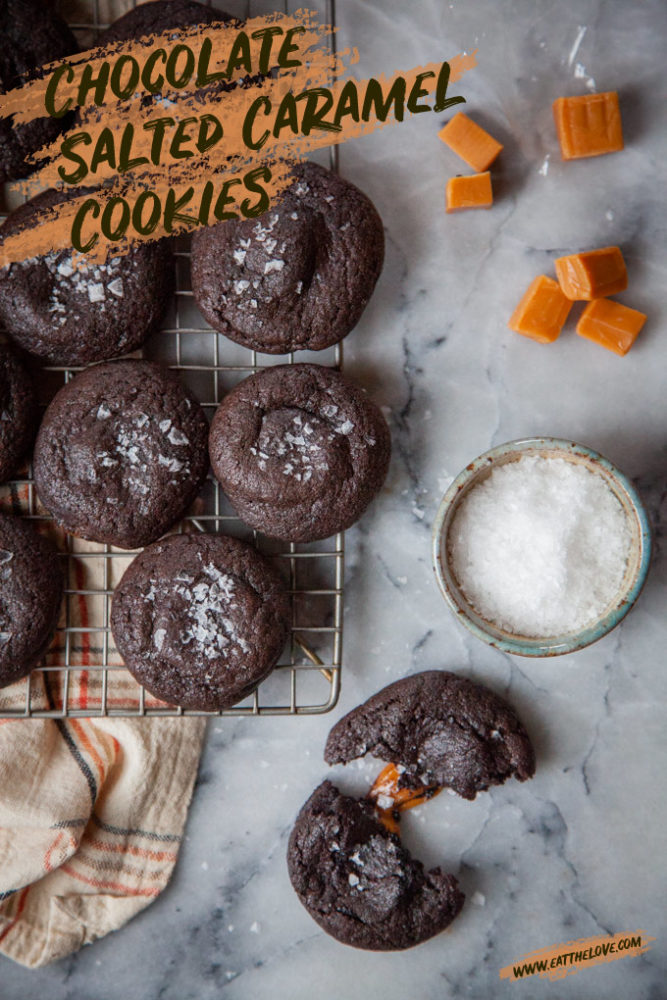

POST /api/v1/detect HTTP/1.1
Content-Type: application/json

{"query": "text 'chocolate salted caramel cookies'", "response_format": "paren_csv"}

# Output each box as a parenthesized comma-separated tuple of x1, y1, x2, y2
(111, 533, 290, 710)
(191, 161, 385, 354)
(208, 363, 390, 541)
(34, 359, 209, 549)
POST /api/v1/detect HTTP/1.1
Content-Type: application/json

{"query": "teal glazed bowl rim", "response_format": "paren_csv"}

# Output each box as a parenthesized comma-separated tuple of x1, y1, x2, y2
(431, 438, 653, 657)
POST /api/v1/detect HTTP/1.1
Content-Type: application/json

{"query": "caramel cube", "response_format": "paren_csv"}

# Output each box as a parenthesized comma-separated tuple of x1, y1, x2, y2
(576, 299, 646, 356)
(439, 112, 503, 171)
(446, 172, 493, 212)
(508, 275, 573, 344)
(555, 246, 628, 300)
(553, 92, 624, 160)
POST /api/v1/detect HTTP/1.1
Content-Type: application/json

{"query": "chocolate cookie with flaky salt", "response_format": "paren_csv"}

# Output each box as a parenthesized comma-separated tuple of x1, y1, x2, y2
(0, 0, 78, 182)
(0, 344, 37, 482)
(0, 189, 173, 366)
(287, 780, 464, 951)
(33, 359, 209, 549)
(325, 670, 536, 800)
(208, 363, 390, 542)
(191, 161, 385, 354)
(100, 0, 232, 43)
(111, 532, 290, 710)
(0, 513, 63, 688)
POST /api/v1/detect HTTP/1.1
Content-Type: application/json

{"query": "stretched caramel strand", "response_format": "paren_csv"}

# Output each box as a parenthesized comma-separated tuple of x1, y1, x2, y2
(368, 762, 442, 834)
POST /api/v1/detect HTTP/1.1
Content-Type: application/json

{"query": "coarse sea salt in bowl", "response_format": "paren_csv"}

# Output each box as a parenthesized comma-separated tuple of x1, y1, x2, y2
(432, 438, 652, 657)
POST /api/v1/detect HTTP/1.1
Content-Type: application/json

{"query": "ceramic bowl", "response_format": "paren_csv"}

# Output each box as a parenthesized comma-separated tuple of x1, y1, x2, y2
(431, 438, 652, 656)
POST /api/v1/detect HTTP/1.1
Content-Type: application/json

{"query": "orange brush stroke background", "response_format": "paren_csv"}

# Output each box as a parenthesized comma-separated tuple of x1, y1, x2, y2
(499, 929, 655, 982)
(0, 10, 476, 266)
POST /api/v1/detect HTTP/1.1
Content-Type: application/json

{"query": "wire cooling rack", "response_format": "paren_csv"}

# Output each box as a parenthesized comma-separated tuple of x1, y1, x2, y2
(0, 0, 344, 718)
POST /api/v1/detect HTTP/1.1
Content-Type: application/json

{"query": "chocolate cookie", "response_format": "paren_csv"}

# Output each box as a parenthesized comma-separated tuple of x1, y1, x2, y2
(287, 780, 464, 951)
(325, 671, 536, 800)
(0, 344, 37, 482)
(111, 532, 290, 710)
(191, 161, 385, 354)
(100, 0, 232, 44)
(209, 363, 390, 541)
(33, 359, 209, 549)
(0, 513, 63, 688)
(0, 189, 173, 365)
(0, 0, 78, 182)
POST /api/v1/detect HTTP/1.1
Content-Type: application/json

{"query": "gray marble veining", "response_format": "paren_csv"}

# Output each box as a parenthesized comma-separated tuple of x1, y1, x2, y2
(2, 0, 666, 997)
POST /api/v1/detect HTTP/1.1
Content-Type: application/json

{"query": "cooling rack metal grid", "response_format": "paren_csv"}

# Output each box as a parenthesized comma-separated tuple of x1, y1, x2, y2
(0, 0, 343, 718)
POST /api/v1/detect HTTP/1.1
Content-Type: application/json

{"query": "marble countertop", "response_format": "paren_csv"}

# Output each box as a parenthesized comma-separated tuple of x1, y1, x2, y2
(3, 0, 666, 996)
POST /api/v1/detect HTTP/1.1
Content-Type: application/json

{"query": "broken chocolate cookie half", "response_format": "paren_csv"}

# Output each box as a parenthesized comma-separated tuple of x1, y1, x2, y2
(287, 670, 536, 950)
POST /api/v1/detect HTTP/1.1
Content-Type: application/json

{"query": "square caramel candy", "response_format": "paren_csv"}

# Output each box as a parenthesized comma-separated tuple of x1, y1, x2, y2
(446, 172, 493, 212)
(439, 113, 503, 171)
(576, 298, 646, 356)
(508, 275, 572, 344)
(553, 92, 624, 160)
(555, 246, 627, 300)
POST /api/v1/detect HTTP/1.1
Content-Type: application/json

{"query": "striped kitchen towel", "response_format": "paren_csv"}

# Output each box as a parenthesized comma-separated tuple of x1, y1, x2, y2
(0, 482, 207, 969)
(0, 699, 206, 968)
(0, 0, 213, 963)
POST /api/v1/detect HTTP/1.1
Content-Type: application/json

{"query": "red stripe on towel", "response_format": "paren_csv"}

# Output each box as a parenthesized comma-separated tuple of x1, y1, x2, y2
(0, 887, 30, 944)
(87, 839, 178, 863)
(61, 864, 160, 897)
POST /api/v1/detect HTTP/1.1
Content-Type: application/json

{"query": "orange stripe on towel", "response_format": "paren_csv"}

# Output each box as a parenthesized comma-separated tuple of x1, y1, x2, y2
(87, 838, 178, 863)
(43, 832, 64, 873)
(69, 719, 108, 784)
(44, 833, 79, 873)
(0, 887, 30, 944)
(61, 864, 160, 897)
